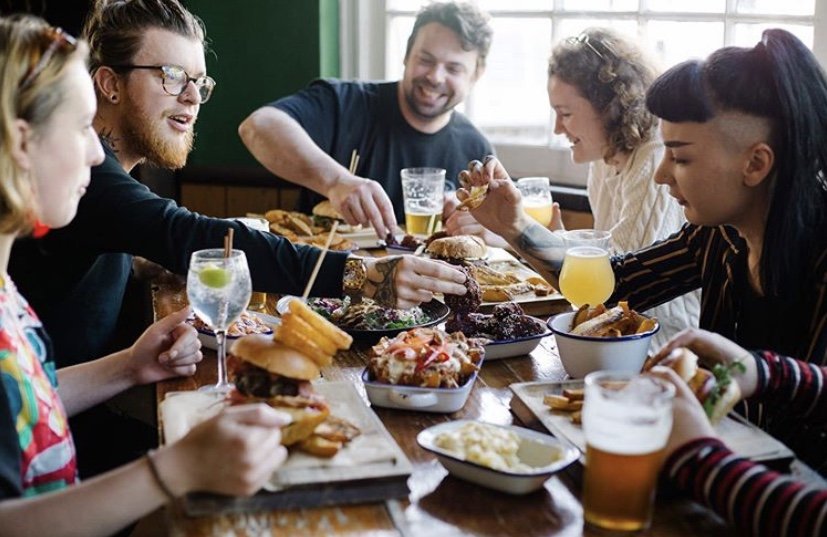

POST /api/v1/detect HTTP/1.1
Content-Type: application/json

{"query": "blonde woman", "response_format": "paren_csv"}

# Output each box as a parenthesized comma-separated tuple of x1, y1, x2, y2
(0, 16, 288, 536)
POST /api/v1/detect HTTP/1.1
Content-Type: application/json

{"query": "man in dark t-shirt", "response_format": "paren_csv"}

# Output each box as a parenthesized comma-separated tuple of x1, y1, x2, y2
(239, 2, 494, 238)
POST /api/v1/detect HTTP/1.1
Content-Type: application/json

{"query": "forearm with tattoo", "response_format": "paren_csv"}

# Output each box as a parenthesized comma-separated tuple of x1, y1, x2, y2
(513, 223, 566, 286)
(368, 257, 401, 307)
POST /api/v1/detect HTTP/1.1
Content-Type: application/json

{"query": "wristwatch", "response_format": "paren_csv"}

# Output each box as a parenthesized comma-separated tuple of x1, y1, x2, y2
(343, 256, 368, 297)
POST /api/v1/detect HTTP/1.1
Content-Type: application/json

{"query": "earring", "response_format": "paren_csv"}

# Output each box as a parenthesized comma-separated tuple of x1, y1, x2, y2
(110, 94, 119, 103)
(32, 219, 49, 238)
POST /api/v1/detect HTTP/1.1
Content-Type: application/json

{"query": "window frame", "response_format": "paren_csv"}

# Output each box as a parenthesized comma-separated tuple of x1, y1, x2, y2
(341, 0, 827, 186)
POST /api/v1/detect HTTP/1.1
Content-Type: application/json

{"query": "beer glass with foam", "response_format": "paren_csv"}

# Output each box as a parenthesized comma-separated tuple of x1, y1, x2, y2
(401, 167, 445, 236)
(582, 371, 675, 532)
(516, 177, 553, 227)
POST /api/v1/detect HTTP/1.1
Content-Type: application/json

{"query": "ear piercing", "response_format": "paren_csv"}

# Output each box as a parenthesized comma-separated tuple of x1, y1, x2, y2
(110, 94, 119, 103)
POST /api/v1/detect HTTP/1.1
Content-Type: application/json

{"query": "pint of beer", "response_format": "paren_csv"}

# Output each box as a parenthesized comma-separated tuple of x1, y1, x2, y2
(582, 372, 675, 532)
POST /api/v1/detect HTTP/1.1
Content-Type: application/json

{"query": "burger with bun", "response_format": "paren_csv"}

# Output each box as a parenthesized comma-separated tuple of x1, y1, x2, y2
(425, 235, 487, 264)
(228, 334, 330, 445)
(643, 347, 744, 424)
(312, 200, 360, 233)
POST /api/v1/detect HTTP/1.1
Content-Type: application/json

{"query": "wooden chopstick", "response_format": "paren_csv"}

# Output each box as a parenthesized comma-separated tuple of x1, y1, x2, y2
(348, 149, 359, 175)
(301, 221, 340, 300)
(223, 228, 234, 258)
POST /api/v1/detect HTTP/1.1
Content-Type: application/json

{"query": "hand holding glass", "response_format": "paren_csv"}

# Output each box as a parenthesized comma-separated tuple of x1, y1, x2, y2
(401, 167, 445, 236)
(582, 372, 675, 532)
(187, 249, 252, 394)
(517, 177, 553, 227)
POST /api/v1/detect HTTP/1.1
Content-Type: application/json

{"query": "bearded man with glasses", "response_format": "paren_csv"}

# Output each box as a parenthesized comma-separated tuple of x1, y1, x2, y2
(8, 0, 468, 480)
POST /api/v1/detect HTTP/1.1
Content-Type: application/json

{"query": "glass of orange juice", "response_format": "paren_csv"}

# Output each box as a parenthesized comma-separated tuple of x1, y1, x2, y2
(517, 177, 553, 227)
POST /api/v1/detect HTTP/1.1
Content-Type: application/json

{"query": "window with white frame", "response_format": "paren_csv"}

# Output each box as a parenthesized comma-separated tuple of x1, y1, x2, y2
(341, 1, 824, 183)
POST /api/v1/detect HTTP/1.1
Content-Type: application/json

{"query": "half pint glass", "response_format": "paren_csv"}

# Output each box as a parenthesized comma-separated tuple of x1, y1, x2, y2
(582, 371, 675, 532)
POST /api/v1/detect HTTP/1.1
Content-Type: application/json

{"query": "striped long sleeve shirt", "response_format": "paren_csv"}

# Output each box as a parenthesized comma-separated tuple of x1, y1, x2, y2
(663, 351, 827, 537)
(609, 223, 827, 470)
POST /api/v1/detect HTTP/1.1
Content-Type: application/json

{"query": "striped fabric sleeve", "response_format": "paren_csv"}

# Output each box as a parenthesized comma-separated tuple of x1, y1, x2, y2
(751, 350, 827, 422)
(609, 223, 708, 312)
(664, 438, 827, 537)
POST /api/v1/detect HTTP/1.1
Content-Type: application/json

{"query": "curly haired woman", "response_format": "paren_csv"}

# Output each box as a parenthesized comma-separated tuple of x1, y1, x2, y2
(449, 28, 699, 346)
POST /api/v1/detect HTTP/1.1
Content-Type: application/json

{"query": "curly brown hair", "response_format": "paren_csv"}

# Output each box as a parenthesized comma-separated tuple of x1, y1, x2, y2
(548, 28, 658, 163)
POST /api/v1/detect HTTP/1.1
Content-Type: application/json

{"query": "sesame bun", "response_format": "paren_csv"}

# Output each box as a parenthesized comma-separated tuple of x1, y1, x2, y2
(312, 200, 343, 221)
(425, 235, 487, 260)
(229, 334, 320, 381)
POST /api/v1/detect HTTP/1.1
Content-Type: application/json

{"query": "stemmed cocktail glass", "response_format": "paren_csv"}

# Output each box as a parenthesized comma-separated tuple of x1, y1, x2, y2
(187, 249, 252, 394)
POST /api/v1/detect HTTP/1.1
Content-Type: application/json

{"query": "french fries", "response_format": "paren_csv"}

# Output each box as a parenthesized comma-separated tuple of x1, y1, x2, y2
(457, 184, 489, 210)
(273, 298, 353, 367)
(570, 301, 657, 337)
(544, 388, 584, 424)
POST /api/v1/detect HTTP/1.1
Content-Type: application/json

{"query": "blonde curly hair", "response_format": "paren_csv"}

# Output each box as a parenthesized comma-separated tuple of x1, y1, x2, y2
(0, 15, 88, 235)
(548, 28, 659, 163)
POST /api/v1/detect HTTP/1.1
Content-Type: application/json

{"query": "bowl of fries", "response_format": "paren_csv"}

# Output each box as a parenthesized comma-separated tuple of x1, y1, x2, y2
(548, 302, 659, 378)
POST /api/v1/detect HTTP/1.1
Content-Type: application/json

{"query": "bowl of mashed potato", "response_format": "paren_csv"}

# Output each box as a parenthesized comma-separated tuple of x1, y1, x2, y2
(417, 420, 579, 494)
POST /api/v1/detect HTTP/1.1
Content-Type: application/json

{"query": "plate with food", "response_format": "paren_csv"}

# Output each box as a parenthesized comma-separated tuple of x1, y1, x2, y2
(362, 326, 486, 412)
(445, 302, 551, 360)
(509, 379, 795, 464)
(189, 310, 279, 350)
(278, 296, 450, 340)
(417, 420, 579, 494)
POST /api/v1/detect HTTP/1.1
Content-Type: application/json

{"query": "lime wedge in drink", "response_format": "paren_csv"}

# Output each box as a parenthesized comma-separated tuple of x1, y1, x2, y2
(199, 266, 231, 288)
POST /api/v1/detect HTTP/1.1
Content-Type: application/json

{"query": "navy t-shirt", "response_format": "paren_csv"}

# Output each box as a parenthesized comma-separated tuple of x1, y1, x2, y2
(271, 79, 494, 218)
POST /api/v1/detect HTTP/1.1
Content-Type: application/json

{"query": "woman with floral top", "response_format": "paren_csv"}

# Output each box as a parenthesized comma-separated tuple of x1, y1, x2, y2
(0, 15, 289, 536)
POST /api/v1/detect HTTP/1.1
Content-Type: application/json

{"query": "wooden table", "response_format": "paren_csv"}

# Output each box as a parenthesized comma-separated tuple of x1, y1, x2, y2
(149, 281, 736, 537)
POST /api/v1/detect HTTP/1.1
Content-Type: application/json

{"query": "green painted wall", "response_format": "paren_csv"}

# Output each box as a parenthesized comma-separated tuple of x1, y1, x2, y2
(184, 0, 338, 167)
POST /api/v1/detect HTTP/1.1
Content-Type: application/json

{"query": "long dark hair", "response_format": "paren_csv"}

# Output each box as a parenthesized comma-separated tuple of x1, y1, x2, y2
(646, 29, 827, 299)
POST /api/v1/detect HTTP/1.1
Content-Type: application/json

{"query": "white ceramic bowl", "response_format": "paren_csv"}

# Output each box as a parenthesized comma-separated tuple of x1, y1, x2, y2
(548, 311, 658, 378)
(483, 329, 551, 360)
(417, 420, 579, 494)
(194, 313, 278, 351)
(361, 368, 478, 413)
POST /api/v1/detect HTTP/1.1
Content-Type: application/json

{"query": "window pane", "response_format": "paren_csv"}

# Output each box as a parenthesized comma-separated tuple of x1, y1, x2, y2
(560, 0, 638, 11)
(477, 0, 550, 10)
(733, 23, 813, 48)
(645, 21, 724, 68)
(555, 18, 639, 43)
(736, 0, 814, 16)
(474, 18, 553, 144)
(647, 0, 725, 12)
(386, 16, 415, 81)
(386, 0, 429, 11)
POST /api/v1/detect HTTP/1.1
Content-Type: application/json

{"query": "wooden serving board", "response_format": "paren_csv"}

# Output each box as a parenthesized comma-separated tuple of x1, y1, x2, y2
(160, 381, 413, 514)
(477, 247, 569, 317)
(509, 379, 795, 465)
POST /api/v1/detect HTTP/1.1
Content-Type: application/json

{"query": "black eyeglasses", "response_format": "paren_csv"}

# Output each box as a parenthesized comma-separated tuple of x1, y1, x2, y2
(109, 64, 216, 103)
(20, 27, 78, 89)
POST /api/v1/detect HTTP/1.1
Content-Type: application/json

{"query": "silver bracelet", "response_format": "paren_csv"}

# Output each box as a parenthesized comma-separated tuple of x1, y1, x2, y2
(146, 449, 177, 501)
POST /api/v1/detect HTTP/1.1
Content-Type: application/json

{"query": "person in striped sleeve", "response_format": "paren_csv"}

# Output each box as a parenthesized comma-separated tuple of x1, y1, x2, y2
(458, 28, 827, 475)
(649, 328, 827, 537)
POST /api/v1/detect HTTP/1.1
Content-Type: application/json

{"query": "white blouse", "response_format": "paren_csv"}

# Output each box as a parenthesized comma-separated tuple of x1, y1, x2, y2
(588, 139, 700, 348)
